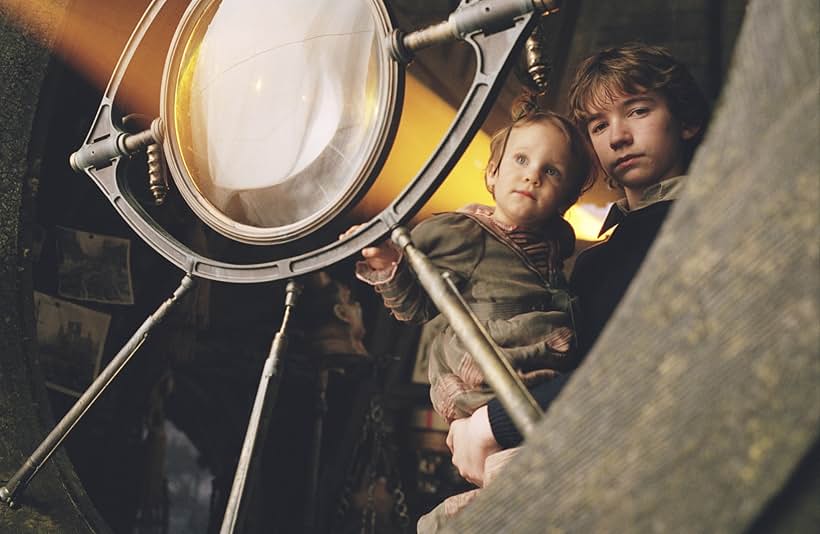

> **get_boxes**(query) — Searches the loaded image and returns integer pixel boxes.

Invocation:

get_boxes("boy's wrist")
[487,397,524,448]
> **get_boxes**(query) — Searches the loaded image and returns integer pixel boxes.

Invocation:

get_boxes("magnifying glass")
[163,0,401,245]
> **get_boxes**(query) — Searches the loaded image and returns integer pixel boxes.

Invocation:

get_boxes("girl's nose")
[524,173,541,186]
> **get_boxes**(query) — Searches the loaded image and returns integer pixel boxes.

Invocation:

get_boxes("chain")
[391,481,410,529]
[333,396,410,533]
[362,400,383,534]
[362,473,377,534]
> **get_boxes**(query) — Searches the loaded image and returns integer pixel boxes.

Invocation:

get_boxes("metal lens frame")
[72,0,537,283]
[161,0,401,245]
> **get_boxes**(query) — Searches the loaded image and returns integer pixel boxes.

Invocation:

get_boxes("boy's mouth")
[614,154,641,171]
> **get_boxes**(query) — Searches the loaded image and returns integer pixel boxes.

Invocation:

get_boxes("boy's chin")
[614,171,657,190]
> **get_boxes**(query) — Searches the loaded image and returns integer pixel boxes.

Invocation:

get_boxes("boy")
[447,43,710,486]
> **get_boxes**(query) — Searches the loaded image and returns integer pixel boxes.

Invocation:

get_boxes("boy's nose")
[609,122,633,150]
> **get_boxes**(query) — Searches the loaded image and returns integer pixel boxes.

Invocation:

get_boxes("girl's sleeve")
[363,213,484,324]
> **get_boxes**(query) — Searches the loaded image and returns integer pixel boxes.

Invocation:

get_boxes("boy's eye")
[629,107,650,117]
[589,121,607,134]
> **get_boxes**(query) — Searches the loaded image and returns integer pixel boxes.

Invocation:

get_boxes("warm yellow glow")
[354,74,492,220]
[3,0,181,113]
[564,203,610,242]
[7,1,610,243]
[356,75,609,243]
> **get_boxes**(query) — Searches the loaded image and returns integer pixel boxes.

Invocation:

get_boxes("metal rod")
[388,0,561,62]
[70,117,163,172]
[220,280,303,534]
[391,227,542,437]
[0,274,195,508]
[303,366,329,534]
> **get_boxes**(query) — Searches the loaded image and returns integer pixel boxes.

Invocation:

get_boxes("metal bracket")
[70,0,541,283]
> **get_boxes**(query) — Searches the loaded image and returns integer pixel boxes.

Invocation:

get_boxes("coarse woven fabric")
[446,0,820,532]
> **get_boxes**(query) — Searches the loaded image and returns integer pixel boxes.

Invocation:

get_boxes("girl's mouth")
[514,190,535,200]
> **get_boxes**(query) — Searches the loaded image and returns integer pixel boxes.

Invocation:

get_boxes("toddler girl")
[351,96,594,531]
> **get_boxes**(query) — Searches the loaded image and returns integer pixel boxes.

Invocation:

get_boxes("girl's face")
[486,120,574,228]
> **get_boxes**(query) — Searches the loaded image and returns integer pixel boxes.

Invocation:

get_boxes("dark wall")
[0,1,111,532]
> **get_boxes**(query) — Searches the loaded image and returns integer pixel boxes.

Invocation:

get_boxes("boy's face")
[585,90,699,193]
[486,120,573,228]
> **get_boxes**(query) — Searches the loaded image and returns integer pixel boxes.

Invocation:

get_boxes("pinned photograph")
[56,226,135,305]
[33,291,111,397]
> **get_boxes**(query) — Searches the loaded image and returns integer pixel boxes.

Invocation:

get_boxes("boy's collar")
[598,175,686,236]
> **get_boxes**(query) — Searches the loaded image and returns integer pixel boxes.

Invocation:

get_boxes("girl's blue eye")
[515,154,528,165]
[544,167,562,180]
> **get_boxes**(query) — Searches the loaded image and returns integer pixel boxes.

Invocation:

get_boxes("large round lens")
[162,0,400,244]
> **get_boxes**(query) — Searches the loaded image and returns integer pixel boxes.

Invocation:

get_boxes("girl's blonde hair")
[486,92,595,214]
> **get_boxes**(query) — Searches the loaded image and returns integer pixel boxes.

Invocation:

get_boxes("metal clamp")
[388,0,561,62]
[70,117,163,172]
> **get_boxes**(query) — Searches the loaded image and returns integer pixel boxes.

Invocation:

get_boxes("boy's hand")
[446,405,501,487]
[340,224,401,271]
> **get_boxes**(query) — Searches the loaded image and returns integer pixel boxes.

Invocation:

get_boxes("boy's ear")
[681,123,701,141]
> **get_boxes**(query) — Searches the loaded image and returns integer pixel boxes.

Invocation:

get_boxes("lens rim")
[160,0,403,245]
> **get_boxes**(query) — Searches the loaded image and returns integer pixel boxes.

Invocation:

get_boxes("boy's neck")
[623,186,645,210]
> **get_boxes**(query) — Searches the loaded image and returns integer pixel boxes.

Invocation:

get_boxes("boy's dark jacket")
[489,176,683,447]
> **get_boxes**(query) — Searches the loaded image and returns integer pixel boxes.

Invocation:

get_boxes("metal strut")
[388,0,561,63]
[220,280,303,534]
[390,227,542,438]
[0,274,195,508]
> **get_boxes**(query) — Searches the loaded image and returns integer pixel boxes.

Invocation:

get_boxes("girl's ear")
[681,123,701,141]
[333,303,349,323]
[485,162,498,195]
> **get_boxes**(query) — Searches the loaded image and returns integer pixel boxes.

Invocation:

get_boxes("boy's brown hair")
[567,43,709,186]
[486,93,595,215]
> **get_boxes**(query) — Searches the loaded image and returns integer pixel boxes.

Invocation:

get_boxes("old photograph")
[33,291,111,397]
[56,226,135,305]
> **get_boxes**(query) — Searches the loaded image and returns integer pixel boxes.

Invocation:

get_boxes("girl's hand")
[340,225,401,271]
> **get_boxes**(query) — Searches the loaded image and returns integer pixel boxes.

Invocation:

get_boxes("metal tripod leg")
[391,227,542,437]
[0,274,195,508]
[220,280,303,534]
